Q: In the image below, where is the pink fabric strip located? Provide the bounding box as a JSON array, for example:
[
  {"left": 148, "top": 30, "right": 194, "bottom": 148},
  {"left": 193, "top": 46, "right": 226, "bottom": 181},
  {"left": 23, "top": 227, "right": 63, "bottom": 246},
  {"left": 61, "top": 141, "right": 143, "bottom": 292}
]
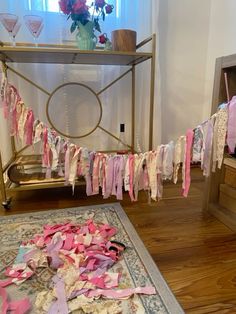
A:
[
  {"left": 0, "top": 286, "right": 8, "bottom": 314},
  {"left": 10, "top": 108, "right": 17, "bottom": 136},
  {"left": 43, "top": 222, "right": 72, "bottom": 238},
  {"left": 104, "top": 157, "right": 114, "bottom": 199},
  {"left": 64, "top": 144, "right": 71, "bottom": 184},
  {"left": 111, "top": 156, "right": 124, "bottom": 200},
  {"left": 157, "top": 147, "right": 164, "bottom": 200},
  {"left": 85, "top": 174, "right": 93, "bottom": 196},
  {"left": 157, "top": 173, "right": 163, "bottom": 200},
  {"left": 46, "top": 237, "right": 64, "bottom": 254},
  {"left": 86, "top": 286, "right": 156, "bottom": 299},
  {"left": 24, "top": 109, "right": 34, "bottom": 145},
  {"left": 63, "top": 233, "right": 74, "bottom": 250},
  {"left": 182, "top": 129, "right": 194, "bottom": 197},
  {"left": 92, "top": 153, "right": 101, "bottom": 195},
  {"left": 111, "top": 157, "right": 119, "bottom": 196},
  {"left": 10, "top": 103, "right": 18, "bottom": 137},
  {"left": 116, "top": 156, "right": 124, "bottom": 200},
  {"left": 48, "top": 278, "right": 68, "bottom": 314},
  {"left": 0, "top": 286, "right": 31, "bottom": 314},
  {"left": 64, "top": 144, "right": 76, "bottom": 185},
  {"left": 9, "top": 86, "right": 21, "bottom": 136},
  {"left": 69, "top": 288, "right": 89, "bottom": 299},
  {"left": 8, "top": 298, "right": 31, "bottom": 314},
  {"left": 55, "top": 137, "right": 65, "bottom": 177},
  {"left": 69, "top": 146, "right": 81, "bottom": 194},
  {"left": 42, "top": 127, "right": 49, "bottom": 167},
  {"left": 101, "top": 155, "right": 107, "bottom": 197},
  {"left": 227, "top": 96, "right": 236, "bottom": 153},
  {"left": 2, "top": 82, "right": 9, "bottom": 119},
  {"left": 128, "top": 155, "right": 135, "bottom": 201},
  {"left": 0, "top": 278, "right": 14, "bottom": 287},
  {"left": 84, "top": 152, "right": 93, "bottom": 196},
  {"left": 3, "top": 100, "right": 8, "bottom": 119},
  {"left": 202, "top": 118, "right": 214, "bottom": 177}
]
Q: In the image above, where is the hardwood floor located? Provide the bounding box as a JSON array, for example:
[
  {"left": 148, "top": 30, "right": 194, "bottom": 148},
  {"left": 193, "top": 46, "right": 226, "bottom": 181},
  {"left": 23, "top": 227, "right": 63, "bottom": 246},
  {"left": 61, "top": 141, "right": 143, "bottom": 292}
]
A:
[{"left": 1, "top": 168, "right": 236, "bottom": 313}]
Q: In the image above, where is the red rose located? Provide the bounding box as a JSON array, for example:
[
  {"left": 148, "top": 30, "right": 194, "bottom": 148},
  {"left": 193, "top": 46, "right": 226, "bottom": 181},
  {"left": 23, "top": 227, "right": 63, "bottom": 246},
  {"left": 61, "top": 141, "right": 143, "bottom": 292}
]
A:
[
  {"left": 105, "top": 4, "right": 113, "bottom": 14},
  {"left": 72, "top": 0, "right": 88, "bottom": 14},
  {"left": 58, "top": 0, "right": 70, "bottom": 14},
  {"left": 99, "top": 33, "right": 107, "bottom": 44},
  {"left": 95, "top": 0, "right": 106, "bottom": 8}
]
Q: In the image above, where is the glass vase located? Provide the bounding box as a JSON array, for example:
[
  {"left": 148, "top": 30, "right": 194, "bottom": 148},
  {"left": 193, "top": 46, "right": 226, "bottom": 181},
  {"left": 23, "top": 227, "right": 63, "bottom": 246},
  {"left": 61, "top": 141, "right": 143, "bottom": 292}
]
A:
[{"left": 76, "top": 21, "right": 97, "bottom": 51}]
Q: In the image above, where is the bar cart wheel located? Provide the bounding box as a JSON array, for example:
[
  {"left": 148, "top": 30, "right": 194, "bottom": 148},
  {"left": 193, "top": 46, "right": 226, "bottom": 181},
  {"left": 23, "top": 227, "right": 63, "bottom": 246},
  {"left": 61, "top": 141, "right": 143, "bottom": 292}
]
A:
[{"left": 2, "top": 198, "right": 12, "bottom": 210}]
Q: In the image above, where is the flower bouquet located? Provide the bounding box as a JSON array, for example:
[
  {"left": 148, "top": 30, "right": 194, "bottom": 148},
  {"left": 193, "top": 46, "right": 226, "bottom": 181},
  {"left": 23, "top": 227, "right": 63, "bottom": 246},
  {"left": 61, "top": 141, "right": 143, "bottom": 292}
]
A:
[{"left": 59, "top": 0, "right": 113, "bottom": 49}]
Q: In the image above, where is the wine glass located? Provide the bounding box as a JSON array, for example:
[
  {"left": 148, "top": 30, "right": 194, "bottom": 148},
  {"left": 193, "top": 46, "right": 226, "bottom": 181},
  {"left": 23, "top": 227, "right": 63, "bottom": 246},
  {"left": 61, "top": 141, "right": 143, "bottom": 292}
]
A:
[
  {"left": 35, "top": 22, "right": 44, "bottom": 38},
  {"left": 24, "top": 15, "right": 43, "bottom": 47},
  {"left": 0, "top": 13, "right": 18, "bottom": 46},
  {"left": 12, "top": 22, "right": 21, "bottom": 46}
]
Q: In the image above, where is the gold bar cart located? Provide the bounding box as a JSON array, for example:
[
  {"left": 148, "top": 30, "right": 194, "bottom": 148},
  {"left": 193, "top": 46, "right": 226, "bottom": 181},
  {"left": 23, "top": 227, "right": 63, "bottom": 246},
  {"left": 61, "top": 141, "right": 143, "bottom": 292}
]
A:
[{"left": 0, "top": 35, "right": 156, "bottom": 209}]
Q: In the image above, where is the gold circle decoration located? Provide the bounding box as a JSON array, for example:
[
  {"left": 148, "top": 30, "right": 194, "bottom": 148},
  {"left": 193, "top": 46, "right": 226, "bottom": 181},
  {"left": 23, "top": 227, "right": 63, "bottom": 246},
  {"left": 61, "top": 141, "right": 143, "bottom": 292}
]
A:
[{"left": 46, "top": 82, "right": 103, "bottom": 139}]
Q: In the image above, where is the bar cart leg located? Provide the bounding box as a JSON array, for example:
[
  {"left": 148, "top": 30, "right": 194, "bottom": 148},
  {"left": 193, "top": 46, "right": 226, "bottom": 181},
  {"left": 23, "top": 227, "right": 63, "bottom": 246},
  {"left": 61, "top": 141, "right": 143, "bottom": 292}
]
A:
[{"left": 0, "top": 152, "right": 11, "bottom": 210}]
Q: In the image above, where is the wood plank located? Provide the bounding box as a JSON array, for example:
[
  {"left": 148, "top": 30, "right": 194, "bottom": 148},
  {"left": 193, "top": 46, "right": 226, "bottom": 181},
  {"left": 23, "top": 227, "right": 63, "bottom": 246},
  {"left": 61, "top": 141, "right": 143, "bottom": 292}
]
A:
[
  {"left": 224, "top": 165, "right": 236, "bottom": 188},
  {"left": 224, "top": 157, "right": 236, "bottom": 169},
  {"left": 208, "top": 202, "right": 236, "bottom": 231}
]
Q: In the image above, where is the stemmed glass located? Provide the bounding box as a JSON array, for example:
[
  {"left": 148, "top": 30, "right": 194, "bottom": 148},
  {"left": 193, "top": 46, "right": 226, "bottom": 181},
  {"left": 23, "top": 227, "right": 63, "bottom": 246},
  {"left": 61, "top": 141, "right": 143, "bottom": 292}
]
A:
[
  {"left": 0, "top": 13, "right": 19, "bottom": 46},
  {"left": 12, "top": 22, "right": 21, "bottom": 46},
  {"left": 24, "top": 15, "right": 43, "bottom": 47}
]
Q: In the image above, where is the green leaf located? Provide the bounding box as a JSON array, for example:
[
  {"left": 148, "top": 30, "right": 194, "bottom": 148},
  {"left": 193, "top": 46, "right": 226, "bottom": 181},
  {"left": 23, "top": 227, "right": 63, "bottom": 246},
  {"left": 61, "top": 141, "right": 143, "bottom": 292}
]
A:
[
  {"left": 71, "top": 13, "right": 79, "bottom": 21},
  {"left": 102, "top": 11, "right": 105, "bottom": 21},
  {"left": 70, "top": 21, "right": 77, "bottom": 33},
  {"left": 94, "top": 20, "right": 101, "bottom": 33}
]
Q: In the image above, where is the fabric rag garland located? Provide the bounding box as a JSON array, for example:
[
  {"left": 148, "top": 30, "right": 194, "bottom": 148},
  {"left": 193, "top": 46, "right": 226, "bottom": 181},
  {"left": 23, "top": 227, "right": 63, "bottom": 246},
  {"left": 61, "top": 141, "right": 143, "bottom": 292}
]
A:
[
  {"left": 0, "top": 220, "right": 156, "bottom": 313},
  {"left": 1, "top": 62, "right": 236, "bottom": 200}
]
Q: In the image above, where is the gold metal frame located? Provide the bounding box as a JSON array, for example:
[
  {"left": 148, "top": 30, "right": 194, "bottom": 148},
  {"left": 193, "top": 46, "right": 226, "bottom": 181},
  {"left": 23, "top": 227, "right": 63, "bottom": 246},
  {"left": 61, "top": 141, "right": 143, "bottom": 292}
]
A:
[
  {"left": 46, "top": 82, "right": 103, "bottom": 139},
  {"left": 0, "top": 34, "right": 156, "bottom": 205}
]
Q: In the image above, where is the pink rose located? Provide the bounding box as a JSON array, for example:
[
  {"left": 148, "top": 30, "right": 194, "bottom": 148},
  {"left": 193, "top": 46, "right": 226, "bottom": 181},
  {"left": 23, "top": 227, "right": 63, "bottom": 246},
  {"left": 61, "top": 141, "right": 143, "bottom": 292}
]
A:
[
  {"left": 72, "top": 0, "right": 88, "bottom": 14},
  {"left": 105, "top": 4, "right": 113, "bottom": 14},
  {"left": 95, "top": 0, "right": 106, "bottom": 8},
  {"left": 58, "top": 0, "right": 70, "bottom": 14},
  {"left": 99, "top": 33, "right": 107, "bottom": 44}
]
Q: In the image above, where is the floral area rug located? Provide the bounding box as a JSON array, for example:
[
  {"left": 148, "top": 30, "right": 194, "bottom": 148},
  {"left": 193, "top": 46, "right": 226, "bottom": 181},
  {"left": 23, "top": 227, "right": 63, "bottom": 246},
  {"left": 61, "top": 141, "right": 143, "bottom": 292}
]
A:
[{"left": 0, "top": 203, "right": 183, "bottom": 313}]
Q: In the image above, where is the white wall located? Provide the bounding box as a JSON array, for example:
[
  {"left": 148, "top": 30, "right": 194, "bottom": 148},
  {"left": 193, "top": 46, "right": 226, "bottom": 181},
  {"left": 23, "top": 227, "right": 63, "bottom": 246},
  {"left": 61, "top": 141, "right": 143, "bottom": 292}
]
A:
[
  {"left": 159, "top": 0, "right": 212, "bottom": 144},
  {"left": 204, "top": 0, "right": 236, "bottom": 119},
  {"left": 159, "top": 0, "right": 236, "bottom": 144}
]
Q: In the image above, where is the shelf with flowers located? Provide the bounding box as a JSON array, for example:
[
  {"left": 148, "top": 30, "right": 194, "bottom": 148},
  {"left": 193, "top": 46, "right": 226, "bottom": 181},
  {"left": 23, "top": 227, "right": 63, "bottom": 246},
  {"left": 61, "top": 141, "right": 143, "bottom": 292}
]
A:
[{"left": 58, "top": 0, "right": 114, "bottom": 50}]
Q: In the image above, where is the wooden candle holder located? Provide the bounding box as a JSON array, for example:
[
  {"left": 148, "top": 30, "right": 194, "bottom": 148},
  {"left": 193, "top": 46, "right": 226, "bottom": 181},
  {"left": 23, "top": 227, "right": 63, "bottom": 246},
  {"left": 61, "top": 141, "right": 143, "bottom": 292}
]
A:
[{"left": 111, "top": 29, "right": 137, "bottom": 52}]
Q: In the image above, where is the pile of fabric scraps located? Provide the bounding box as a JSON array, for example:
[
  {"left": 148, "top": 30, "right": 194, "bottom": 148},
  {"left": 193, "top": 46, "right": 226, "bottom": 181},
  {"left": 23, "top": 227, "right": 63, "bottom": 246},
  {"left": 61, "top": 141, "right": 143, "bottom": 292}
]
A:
[
  {"left": 0, "top": 220, "right": 156, "bottom": 313},
  {"left": 1, "top": 62, "right": 236, "bottom": 201}
]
